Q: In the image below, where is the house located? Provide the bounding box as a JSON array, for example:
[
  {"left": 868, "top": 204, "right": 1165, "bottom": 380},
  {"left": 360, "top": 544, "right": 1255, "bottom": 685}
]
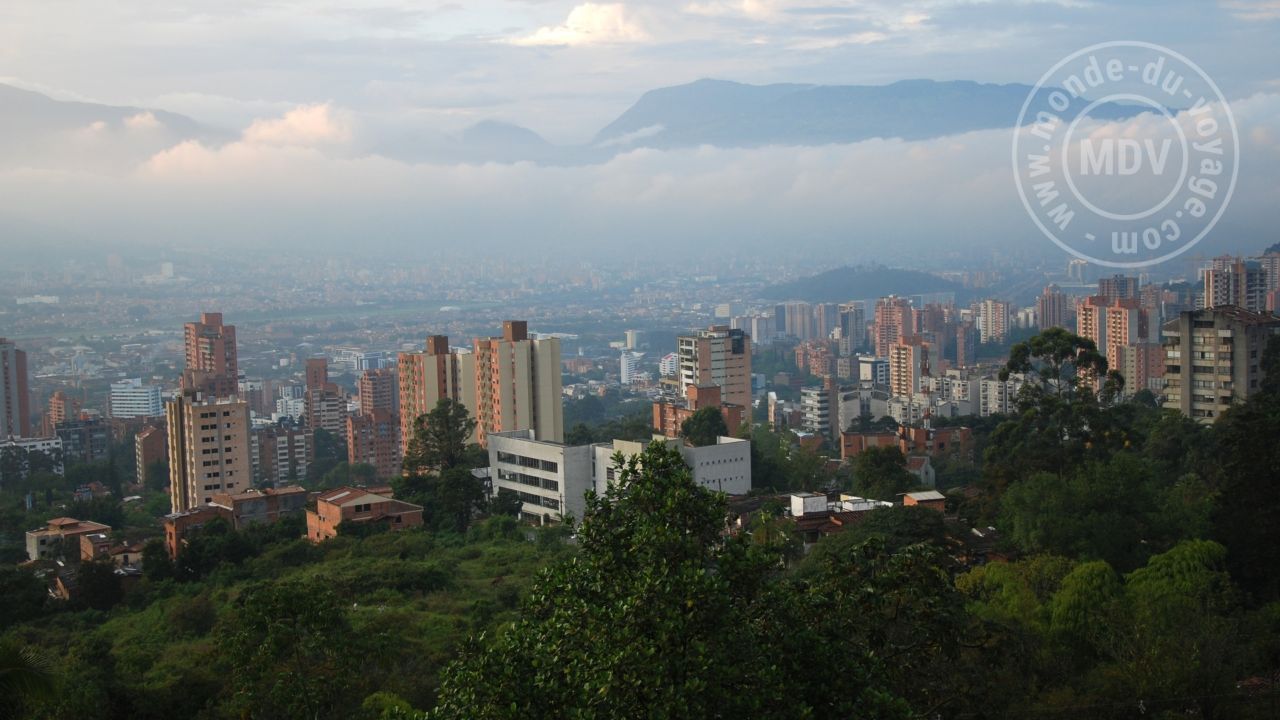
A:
[
  {"left": 905, "top": 456, "right": 936, "bottom": 489},
  {"left": 306, "top": 486, "right": 423, "bottom": 542},
  {"left": 26, "top": 517, "right": 112, "bottom": 562},
  {"left": 79, "top": 532, "right": 112, "bottom": 562},
  {"left": 161, "top": 485, "right": 309, "bottom": 559},
  {"left": 163, "top": 505, "right": 233, "bottom": 560},
  {"left": 784, "top": 492, "right": 892, "bottom": 552},
  {"left": 209, "top": 485, "right": 307, "bottom": 527},
  {"left": 903, "top": 490, "right": 946, "bottom": 512}
]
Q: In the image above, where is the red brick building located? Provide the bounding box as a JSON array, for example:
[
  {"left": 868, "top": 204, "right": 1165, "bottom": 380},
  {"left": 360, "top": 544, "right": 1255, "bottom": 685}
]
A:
[
  {"left": 306, "top": 487, "right": 423, "bottom": 542},
  {"left": 347, "top": 409, "right": 403, "bottom": 479},
  {"left": 652, "top": 384, "right": 745, "bottom": 440}
]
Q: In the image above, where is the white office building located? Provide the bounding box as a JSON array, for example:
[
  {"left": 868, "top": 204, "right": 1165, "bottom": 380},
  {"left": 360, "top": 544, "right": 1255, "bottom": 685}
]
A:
[
  {"left": 593, "top": 436, "right": 751, "bottom": 496},
  {"left": 488, "top": 429, "right": 594, "bottom": 525},
  {"left": 488, "top": 431, "right": 752, "bottom": 524},
  {"left": 109, "top": 378, "right": 164, "bottom": 418}
]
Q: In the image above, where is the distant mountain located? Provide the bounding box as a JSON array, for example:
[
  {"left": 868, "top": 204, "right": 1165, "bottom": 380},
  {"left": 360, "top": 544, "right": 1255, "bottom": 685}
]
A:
[
  {"left": 0, "top": 83, "right": 228, "bottom": 169},
  {"left": 459, "top": 120, "right": 556, "bottom": 163},
  {"left": 594, "top": 78, "right": 1140, "bottom": 150},
  {"left": 760, "top": 266, "right": 962, "bottom": 304},
  {"left": 0, "top": 78, "right": 1150, "bottom": 169}
]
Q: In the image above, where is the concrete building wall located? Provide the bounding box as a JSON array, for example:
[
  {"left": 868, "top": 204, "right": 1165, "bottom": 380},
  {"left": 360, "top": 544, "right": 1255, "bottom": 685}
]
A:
[
  {"left": 167, "top": 394, "right": 251, "bottom": 513},
  {"left": 488, "top": 430, "right": 592, "bottom": 524}
]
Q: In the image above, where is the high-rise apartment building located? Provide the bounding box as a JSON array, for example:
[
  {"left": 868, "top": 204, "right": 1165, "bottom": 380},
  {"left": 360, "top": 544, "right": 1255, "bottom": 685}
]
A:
[
  {"left": 472, "top": 321, "right": 564, "bottom": 446},
  {"left": 978, "top": 299, "right": 1011, "bottom": 343},
  {"left": 873, "top": 296, "right": 914, "bottom": 358},
  {"left": 0, "top": 338, "right": 31, "bottom": 438},
  {"left": 838, "top": 302, "right": 866, "bottom": 350},
  {"left": 620, "top": 351, "right": 642, "bottom": 385},
  {"left": 238, "top": 379, "right": 274, "bottom": 417},
  {"left": 889, "top": 336, "right": 931, "bottom": 399},
  {"left": 677, "top": 325, "right": 752, "bottom": 409},
  {"left": 398, "top": 323, "right": 562, "bottom": 451},
  {"left": 1114, "top": 342, "right": 1164, "bottom": 396},
  {"left": 43, "top": 390, "right": 77, "bottom": 436},
  {"left": 56, "top": 418, "right": 111, "bottom": 466},
  {"left": 136, "top": 423, "right": 167, "bottom": 487},
  {"left": 248, "top": 425, "right": 313, "bottom": 486},
  {"left": 182, "top": 313, "right": 238, "bottom": 397},
  {"left": 858, "top": 356, "right": 891, "bottom": 386},
  {"left": 305, "top": 358, "right": 329, "bottom": 391},
  {"left": 955, "top": 322, "right": 977, "bottom": 368},
  {"left": 347, "top": 409, "right": 402, "bottom": 480},
  {"left": 1255, "top": 251, "right": 1280, "bottom": 293},
  {"left": 1103, "top": 299, "right": 1148, "bottom": 361},
  {"left": 813, "top": 303, "right": 839, "bottom": 340},
  {"left": 1037, "top": 285, "right": 1070, "bottom": 330},
  {"left": 1098, "top": 274, "right": 1140, "bottom": 302},
  {"left": 357, "top": 367, "right": 398, "bottom": 416},
  {"left": 1162, "top": 306, "right": 1280, "bottom": 422},
  {"left": 1204, "top": 259, "right": 1268, "bottom": 313},
  {"left": 398, "top": 335, "right": 475, "bottom": 453},
  {"left": 302, "top": 357, "right": 348, "bottom": 435},
  {"left": 1076, "top": 295, "right": 1110, "bottom": 352},
  {"left": 167, "top": 392, "right": 252, "bottom": 513},
  {"left": 109, "top": 378, "right": 164, "bottom": 418},
  {"left": 778, "top": 302, "right": 814, "bottom": 341}
]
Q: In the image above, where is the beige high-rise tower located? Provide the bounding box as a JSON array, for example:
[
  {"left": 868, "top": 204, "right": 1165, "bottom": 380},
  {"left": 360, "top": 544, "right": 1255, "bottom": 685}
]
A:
[
  {"left": 397, "top": 323, "right": 563, "bottom": 452},
  {"left": 472, "top": 321, "right": 563, "bottom": 446},
  {"left": 167, "top": 391, "right": 251, "bottom": 513}
]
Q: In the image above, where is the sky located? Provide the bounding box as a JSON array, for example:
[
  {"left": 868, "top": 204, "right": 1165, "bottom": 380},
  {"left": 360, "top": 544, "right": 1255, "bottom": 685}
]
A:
[{"left": 0, "top": 1, "right": 1278, "bottom": 266}]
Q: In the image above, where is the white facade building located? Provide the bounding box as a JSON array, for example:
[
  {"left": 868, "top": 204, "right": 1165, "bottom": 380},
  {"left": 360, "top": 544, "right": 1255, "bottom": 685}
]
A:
[
  {"left": 0, "top": 435, "right": 64, "bottom": 478},
  {"left": 620, "top": 351, "right": 643, "bottom": 385},
  {"left": 488, "top": 429, "right": 594, "bottom": 524},
  {"left": 593, "top": 436, "right": 751, "bottom": 496},
  {"left": 109, "top": 378, "right": 164, "bottom": 418},
  {"left": 659, "top": 353, "right": 678, "bottom": 377}
]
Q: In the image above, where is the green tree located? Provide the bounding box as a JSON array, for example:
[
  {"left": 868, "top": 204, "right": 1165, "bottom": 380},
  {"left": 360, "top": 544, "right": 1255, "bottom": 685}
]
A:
[
  {"left": 0, "top": 642, "right": 57, "bottom": 720},
  {"left": 679, "top": 405, "right": 728, "bottom": 446},
  {"left": 430, "top": 441, "right": 967, "bottom": 719},
  {"left": 224, "top": 580, "right": 366, "bottom": 720},
  {"left": 851, "top": 446, "right": 917, "bottom": 500},
  {"left": 1208, "top": 335, "right": 1280, "bottom": 600},
  {"left": 403, "top": 399, "right": 478, "bottom": 474},
  {"left": 76, "top": 559, "right": 124, "bottom": 611},
  {"left": 487, "top": 488, "right": 523, "bottom": 518},
  {"left": 0, "top": 566, "right": 49, "bottom": 630},
  {"left": 801, "top": 505, "right": 946, "bottom": 568},
  {"left": 141, "top": 538, "right": 174, "bottom": 581}
]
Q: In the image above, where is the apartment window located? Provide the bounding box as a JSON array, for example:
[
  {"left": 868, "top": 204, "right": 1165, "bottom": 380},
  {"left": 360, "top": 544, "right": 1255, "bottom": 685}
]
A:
[{"left": 540, "top": 460, "right": 558, "bottom": 473}]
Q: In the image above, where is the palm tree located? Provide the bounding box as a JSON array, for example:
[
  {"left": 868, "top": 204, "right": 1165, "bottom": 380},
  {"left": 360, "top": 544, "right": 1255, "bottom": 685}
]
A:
[{"left": 0, "top": 642, "right": 57, "bottom": 719}]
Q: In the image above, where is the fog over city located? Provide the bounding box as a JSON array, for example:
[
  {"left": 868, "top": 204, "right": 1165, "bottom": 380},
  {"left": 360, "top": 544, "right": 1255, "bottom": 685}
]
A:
[{"left": 2, "top": 0, "right": 1278, "bottom": 263}]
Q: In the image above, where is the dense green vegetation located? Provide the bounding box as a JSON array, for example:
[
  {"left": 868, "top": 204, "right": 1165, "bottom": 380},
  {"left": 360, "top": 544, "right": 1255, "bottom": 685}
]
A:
[
  {"left": 3, "top": 329, "right": 1280, "bottom": 718},
  {"left": 3, "top": 514, "right": 573, "bottom": 719}
]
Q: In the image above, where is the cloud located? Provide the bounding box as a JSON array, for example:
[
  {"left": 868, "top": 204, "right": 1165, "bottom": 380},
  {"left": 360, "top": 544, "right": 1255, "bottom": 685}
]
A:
[
  {"left": 789, "top": 31, "right": 888, "bottom": 50},
  {"left": 123, "top": 111, "right": 162, "bottom": 131},
  {"left": 1220, "top": 0, "right": 1280, "bottom": 21},
  {"left": 509, "top": 3, "right": 650, "bottom": 47},
  {"left": 2, "top": 93, "right": 1277, "bottom": 268},
  {"left": 595, "top": 123, "right": 665, "bottom": 148},
  {"left": 241, "top": 103, "right": 352, "bottom": 147}
]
